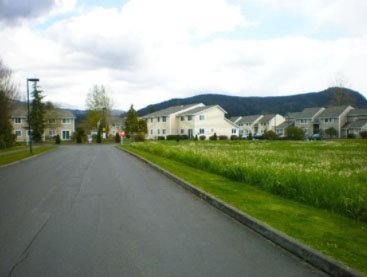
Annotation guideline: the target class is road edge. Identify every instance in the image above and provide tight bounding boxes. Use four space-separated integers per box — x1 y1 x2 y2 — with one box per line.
0 146 58 168
118 146 363 277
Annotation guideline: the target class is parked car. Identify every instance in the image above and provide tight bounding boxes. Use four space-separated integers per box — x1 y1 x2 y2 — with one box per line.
308 134 321 140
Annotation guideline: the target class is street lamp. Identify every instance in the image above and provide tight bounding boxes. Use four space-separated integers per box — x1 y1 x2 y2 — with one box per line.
27 78 40 154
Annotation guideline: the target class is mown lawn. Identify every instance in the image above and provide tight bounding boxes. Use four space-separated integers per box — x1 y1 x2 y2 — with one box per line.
0 145 56 166
121 139 367 274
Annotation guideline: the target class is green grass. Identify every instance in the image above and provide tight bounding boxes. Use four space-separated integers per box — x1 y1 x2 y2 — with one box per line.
121 145 367 274
0 145 56 166
124 140 367 222
0 145 27 153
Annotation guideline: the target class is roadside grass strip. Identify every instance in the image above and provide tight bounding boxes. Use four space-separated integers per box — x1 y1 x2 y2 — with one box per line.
0 145 56 166
121 144 367 275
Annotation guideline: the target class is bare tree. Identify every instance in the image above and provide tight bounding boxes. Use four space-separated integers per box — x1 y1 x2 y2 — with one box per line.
328 73 356 106
0 59 18 148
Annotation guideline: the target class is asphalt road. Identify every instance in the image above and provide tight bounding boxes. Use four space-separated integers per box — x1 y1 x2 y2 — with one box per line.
0 145 326 277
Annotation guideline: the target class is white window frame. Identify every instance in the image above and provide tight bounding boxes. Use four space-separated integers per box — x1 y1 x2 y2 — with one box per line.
199 128 205 134
15 130 22 137
14 117 21 124
188 115 192 121
162 129 166 135
61 130 70 140
232 129 237 134
62 118 71 124
199 115 205 120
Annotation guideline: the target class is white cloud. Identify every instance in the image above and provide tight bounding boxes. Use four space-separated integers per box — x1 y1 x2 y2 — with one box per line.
0 0 366 111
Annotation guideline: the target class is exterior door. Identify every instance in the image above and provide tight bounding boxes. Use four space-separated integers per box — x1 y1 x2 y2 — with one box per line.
188 129 193 139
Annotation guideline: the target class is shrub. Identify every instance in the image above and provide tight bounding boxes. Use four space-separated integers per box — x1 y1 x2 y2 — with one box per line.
167 135 179 140
157 136 165 140
194 135 198 141
96 131 102 143
285 126 305 140
218 135 228 140
325 127 338 138
209 133 217 140
230 135 239 140
360 131 367 139
131 132 145 142
180 135 189 140
263 130 277 140
199 135 206 140
115 132 121 143
55 134 61 144
347 133 356 139
248 133 253 140
75 128 85 144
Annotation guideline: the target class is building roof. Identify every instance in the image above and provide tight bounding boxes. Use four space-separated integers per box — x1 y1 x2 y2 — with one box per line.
177 105 224 116
276 120 294 129
143 103 203 118
342 119 367 129
229 116 242 123
285 112 301 120
11 105 28 117
318 106 352 118
240 114 263 124
259 114 275 124
348 108 367 116
296 107 324 119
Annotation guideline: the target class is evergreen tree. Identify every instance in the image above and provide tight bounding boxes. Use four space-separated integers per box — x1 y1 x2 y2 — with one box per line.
0 60 17 149
137 119 147 134
125 104 139 137
31 86 45 142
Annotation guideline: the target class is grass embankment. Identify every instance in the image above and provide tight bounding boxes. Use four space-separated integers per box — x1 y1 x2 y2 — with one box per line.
121 141 367 274
0 145 56 166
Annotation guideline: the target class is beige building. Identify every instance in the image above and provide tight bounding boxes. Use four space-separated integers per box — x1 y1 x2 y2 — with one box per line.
341 108 367 138
11 105 75 142
257 114 285 135
317 106 354 138
176 105 239 139
144 103 238 139
294 107 325 137
236 115 263 137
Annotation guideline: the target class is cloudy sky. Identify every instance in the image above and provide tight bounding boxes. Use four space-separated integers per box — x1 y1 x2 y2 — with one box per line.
1 0 366 110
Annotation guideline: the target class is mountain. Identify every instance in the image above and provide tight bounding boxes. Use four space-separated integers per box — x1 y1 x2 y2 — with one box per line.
137 88 367 117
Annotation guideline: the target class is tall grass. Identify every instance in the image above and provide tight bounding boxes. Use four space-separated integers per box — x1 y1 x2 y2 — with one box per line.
128 140 367 222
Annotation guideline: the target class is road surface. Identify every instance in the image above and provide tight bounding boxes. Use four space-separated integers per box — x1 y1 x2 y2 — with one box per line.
0 145 326 276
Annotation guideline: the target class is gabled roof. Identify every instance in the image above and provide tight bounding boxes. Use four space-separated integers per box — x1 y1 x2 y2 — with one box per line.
276 121 294 129
11 105 28 117
285 112 301 120
348 108 367 116
318 106 352 118
229 116 242 123
259 114 275 124
143 103 203 118
296 107 324 119
240 114 263 124
342 119 367 129
177 105 226 116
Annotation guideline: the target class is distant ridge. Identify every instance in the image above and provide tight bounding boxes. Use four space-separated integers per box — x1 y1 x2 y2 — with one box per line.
138 87 367 117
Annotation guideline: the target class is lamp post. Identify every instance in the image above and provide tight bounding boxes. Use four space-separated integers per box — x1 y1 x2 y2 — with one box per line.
27 78 40 154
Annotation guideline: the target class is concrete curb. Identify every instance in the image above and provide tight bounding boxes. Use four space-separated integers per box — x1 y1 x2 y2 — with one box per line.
118 146 364 277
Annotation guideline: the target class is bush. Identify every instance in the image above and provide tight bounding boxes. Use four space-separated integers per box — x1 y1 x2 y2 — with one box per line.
115 133 121 143
131 132 145 142
209 133 217 140
325 127 338 138
194 135 198 141
230 135 239 140
96 131 102 143
219 135 228 140
199 135 206 140
285 126 305 140
179 135 188 140
55 134 61 144
347 133 356 139
263 130 277 140
75 128 85 144
167 135 179 140
157 136 165 140
247 133 253 140
360 131 367 139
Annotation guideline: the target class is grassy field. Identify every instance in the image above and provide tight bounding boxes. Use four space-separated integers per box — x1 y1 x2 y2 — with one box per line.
121 140 367 274
125 140 367 222
0 145 56 166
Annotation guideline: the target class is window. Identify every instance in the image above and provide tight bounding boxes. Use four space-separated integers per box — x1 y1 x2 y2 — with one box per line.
180 116 184 121
162 116 167 122
188 115 192 121
62 130 70 140
15 130 22 137
232 129 237 134
180 129 184 134
150 118 153 123
150 129 153 134
162 129 166 135
62 118 71 124
49 130 56 137
14 117 21 124
158 129 160 135
158 117 160 122
199 128 205 134
199 115 205 120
